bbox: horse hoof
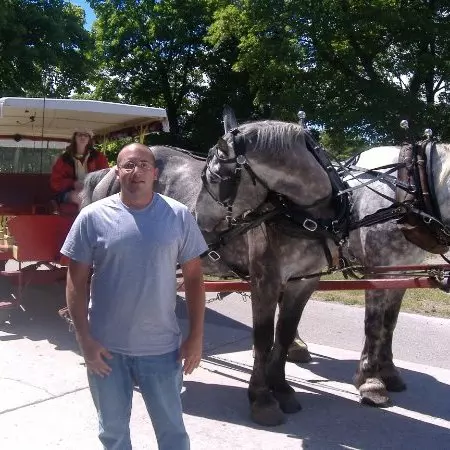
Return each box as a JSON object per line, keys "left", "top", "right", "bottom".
{"left": 382, "top": 374, "right": 407, "bottom": 392}
{"left": 273, "top": 391, "right": 302, "bottom": 414}
{"left": 359, "top": 378, "right": 391, "bottom": 407}
{"left": 251, "top": 401, "right": 286, "bottom": 426}
{"left": 287, "top": 337, "right": 312, "bottom": 363}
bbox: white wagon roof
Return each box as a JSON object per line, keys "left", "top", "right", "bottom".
{"left": 0, "top": 97, "right": 169, "bottom": 142}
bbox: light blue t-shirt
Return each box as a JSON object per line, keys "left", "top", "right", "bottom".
{"left": 61, "top": 193, "right": 208, "bottom": 356}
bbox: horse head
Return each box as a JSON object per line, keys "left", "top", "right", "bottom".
{"left": 196, "top": 131, "right": 269, "bottom": 232}
{"left": 195, "top": 116, "right": 334, "bottom": 232}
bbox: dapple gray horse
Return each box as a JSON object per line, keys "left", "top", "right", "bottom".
{"left": 82, "top": 121, "right": 339, "bottom": 426}
{"left": 81, "top": 119, "right": 450, "bottom": 426}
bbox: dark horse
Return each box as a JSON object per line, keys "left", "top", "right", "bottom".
{"left": 81, "top": 116, "right": 450, "bottom": 426}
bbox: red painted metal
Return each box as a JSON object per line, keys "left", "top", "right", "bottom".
{"left": 7, "top": 215, "right": 74, "bottom": 262}
{"left": 0, "top": 173, "right": 55, "bottom": 215}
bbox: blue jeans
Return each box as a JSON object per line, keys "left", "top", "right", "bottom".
{"left": 87, "top": 350, "right": 189, "bottom": 450}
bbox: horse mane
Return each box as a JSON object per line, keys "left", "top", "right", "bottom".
{"left": 150, "top": 145, "right": 206, "bottom": 162}
{"left": 438, "top": 143, "right": 450, "bottom": 185}
{"left": 236, "top": 121, "right": 305, "bottom": 157}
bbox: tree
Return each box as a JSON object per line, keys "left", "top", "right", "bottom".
{"left": 208, "top": 0, "right": 450, "bottom": 152}
{"left": 304, "top": 0, "right": 450, "bottom": 142}
{"left": 0, "top": 0, "right": 94, "bottom": 97}
{"left": 90, "top": 0, "right": 258, "bottom": 151}
{"left": 91, "top": 0, "right": 208, "bottom": 138}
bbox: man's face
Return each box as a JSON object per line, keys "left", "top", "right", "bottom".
{"left": 116, "top": 146, "right": 158, "bottom": 196}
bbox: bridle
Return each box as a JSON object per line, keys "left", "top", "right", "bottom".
{"left": 201, "top": 128, "right": 270, "bottom": 226}
{"left": 201, "top": 127, "right": 352, "bottom": 247}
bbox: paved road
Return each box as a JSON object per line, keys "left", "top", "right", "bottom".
{"left": 0, "top": 281, "right": 449, "bottom": 449}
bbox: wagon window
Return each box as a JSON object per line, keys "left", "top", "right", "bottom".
{"left": 0, "top": 141, "right": 65, "bottom": 174}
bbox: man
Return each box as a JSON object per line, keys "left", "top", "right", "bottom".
{"left": 61, "top": 143, "right": 207, "bottom": 450}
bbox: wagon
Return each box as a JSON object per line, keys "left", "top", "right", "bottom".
{"left": 0, "top": 97, "right": 169, "bottom": 319}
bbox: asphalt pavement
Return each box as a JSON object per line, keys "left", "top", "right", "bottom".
{"left": 0, "top": 278, "right": 449, "bottom": 449}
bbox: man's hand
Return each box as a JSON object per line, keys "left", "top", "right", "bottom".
{"left": 178, "top": 334, "right": 203, "bottom": 375}
{"left": 79, "top": 336, "right": 113, "bottom": 377}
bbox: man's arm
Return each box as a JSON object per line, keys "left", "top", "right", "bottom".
{"left": 66, "top": 259, "right": 91, "bottom": 340}
{"left": 66, "top": 259, "right": 112, "bottom": 376}
{"left": 179, "top": 256, "right": 205, "bottom": 374}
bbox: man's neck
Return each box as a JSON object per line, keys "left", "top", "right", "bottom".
{"left": 120, "top": 192, "right": 154, "bottom": 210}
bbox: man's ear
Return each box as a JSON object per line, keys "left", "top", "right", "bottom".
{"left": 153, "top": 167, "right": 159, "bottom": 180}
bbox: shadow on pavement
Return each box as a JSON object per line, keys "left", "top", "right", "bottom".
{"left": 182, "top": 378, "right": 449, "bottom": 449}
{"left": 301, "top": 352, "right": 450, "bottom": 421}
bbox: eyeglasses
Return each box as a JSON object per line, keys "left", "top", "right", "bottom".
{"left": 118, "top": 160, "right": 154, "bottom": 172}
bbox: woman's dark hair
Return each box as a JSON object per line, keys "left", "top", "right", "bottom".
{"left": 66, "top": 131, "right": 95, "bottom": 156}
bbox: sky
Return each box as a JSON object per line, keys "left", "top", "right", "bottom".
{"left": 71, "top": 0, "right": 96, "bottom": 30}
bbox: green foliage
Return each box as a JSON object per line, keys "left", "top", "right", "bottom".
{"left": 89, "top": 0, "right": 258, "bottom": 153}
{"left": 96, "top": 137, "right": 133, "bottom": 164}
{"left": 0, "top": 0, "right": 94, "bottom": 97}
{"left": 4, "top": 0, "right": 449, "bottom": 157}
{"left": 208, "top": 0, "right": 450, "bottom": 153}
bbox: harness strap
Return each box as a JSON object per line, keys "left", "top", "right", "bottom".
{"left": 349, "top": 204, "right": 408, "bottom": 230}
{"left": 425, "top": 141, "right": 442, "bottom": 221}
{"left": 338, "top": 163, "right": 412, "bottom": 194}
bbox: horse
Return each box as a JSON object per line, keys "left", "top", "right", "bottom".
{"left": 195, "top": 119, "right": 450, "bottom": 413}
{"left": 80, "top": 117, "right": 450, "bottom": 426}
{"left": 81, "top": 120, "right": 344, "bottom": 426}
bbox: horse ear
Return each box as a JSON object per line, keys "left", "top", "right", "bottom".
{"left": 223, "top": 105, "right": 238, "bottom": 133}
{"left": 217, "top": 137, "right": 230, "bottom": 154}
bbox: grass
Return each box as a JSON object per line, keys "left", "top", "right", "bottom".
{"left": 204, "top": 273, "right": 450, "bottom": 318}
{"left": 310, "top": 272, "right": 450, "bottom": 318}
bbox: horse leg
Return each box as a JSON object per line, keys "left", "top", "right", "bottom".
{"left": 248, "top": 287, "right": 285, "bottom": 426}
{"left": 267, "top": 279, "right": 317, "bottom": 413}
{"left": 277, "top": 272, "right": 310, "bottom": 364}
{"left": 354, "top": 288, "right": 404, "bottom": 406}
{"left": 378, "top": 289, "right": 407, "bottom": 392}
{"left": 286, "top": 329, "right": 311, "bottom": 363}
{"left": 247, "top": 228, "right": 285, "bottom": 426}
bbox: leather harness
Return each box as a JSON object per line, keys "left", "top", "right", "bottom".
{"left": 201, "top": 130, "right": 450, "bottom": 280}
{"left": 396, "top": 140, "right": 450, "bottom": 254}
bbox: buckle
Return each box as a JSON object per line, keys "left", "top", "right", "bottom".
{"left": 208, "top": 251, "right": 221, "bottom": 262}
{"left": 303, "top": 218, "right": 318, "bottom": 232}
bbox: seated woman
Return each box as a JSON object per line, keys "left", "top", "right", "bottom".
{"left": 50, "top": 129, "right": 109, "bottom": 207}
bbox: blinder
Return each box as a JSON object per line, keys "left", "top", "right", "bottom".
{"left": 396, "top": 140, "right": 450, "bottom": 253}
{"left": 201, "top": 128, "right": 258, "bottom": 210}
